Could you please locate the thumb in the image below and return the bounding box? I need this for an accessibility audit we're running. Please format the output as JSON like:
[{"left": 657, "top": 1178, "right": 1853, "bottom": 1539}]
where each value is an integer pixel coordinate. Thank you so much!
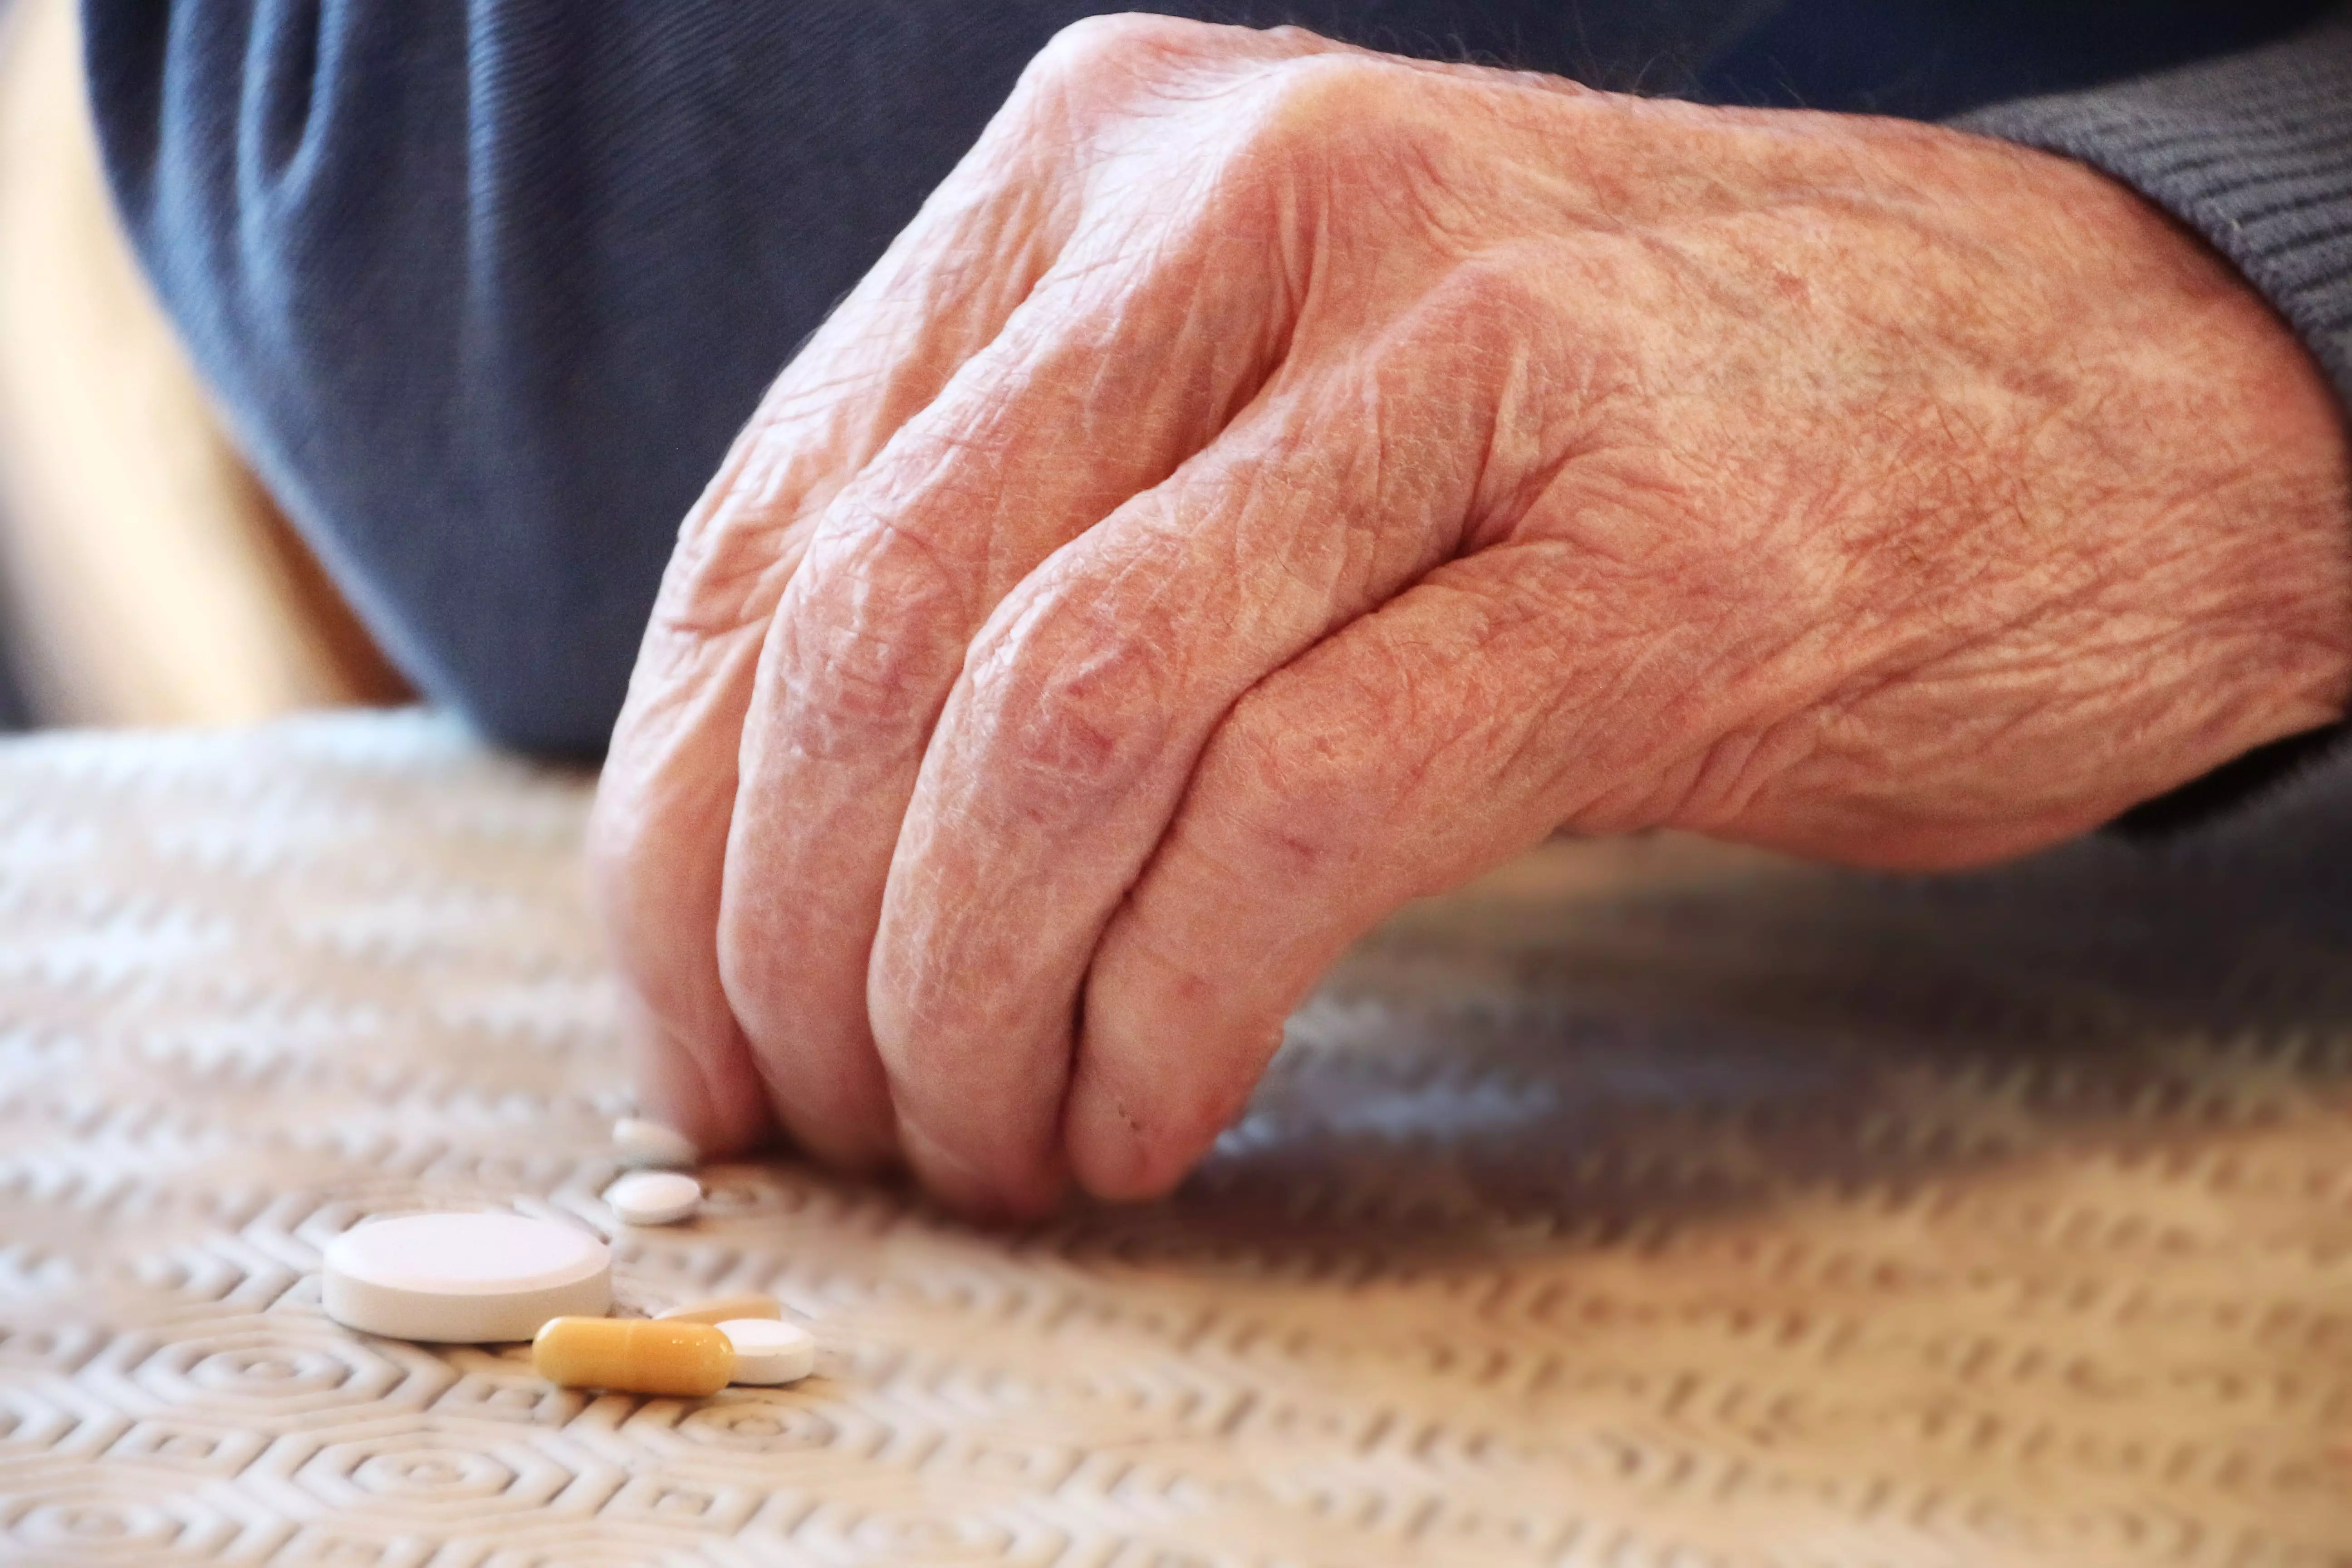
[{"left": 1063, "top": 541, "right": 1693, "bottom": 1199}]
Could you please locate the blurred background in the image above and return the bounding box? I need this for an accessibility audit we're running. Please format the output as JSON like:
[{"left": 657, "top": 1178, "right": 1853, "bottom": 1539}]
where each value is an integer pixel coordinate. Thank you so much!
[{"left": 0, "top": 0, "right": 408, "bottom": 735}]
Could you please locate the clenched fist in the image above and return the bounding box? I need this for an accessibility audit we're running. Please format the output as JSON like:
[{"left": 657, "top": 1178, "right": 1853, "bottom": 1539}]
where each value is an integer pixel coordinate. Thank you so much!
[{"left": 589, "top": 15, "right": 2352, "bottom": 1216}]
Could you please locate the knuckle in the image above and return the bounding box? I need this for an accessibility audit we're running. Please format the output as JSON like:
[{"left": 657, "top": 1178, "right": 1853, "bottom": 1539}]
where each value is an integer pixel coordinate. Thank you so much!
[
  {"left": 771, "top": 515, "right": 970, "bottom": 754},
  {"left": 1250, "top": 52, "right": 1403, "bottom": 157},
  {"left": 1192, "top": 54, "right": 1415, "bottom": 233},
  {"left": 964, "top": 588, "right": 1173, "bottom": 809},
  {"left": 1421, "top": 248, "right": 1553, "bottom": 343},
  {"left": 1033, "top": 13, "right": 1212, "bottom": 88},
  {"left": 1188, "top": 689, "right": 1363, "bottom": 886},
  {"left": 647, "top": 431, "right": 806, "bottom": 646}
]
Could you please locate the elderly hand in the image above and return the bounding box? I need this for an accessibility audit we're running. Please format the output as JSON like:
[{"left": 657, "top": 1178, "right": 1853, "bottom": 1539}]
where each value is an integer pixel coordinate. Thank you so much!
[{"left": 588, "top": 16, "right": 2352, "bottom": 1215}]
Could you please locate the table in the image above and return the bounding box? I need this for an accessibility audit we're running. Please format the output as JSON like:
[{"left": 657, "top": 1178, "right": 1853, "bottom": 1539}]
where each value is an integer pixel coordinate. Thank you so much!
[{"left": 3, "top": 712, "right": 2348, "bottom": 1566}]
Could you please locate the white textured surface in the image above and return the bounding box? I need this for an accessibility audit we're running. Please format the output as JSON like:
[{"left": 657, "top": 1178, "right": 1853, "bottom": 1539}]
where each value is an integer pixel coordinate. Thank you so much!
[{"left": 3, "top": 710, "right": 2351, "bottom": 1565}]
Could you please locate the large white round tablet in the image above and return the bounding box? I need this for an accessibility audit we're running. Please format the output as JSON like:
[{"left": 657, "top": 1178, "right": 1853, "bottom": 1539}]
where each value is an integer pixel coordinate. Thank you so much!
[
  {"left": 719, "top": 1318, "right": 815, "bottom": 1385},
  {"left": 322, "top": 1213, "right": 611, "bottom": 1343},
  {"left": 605, "top": 1170, "right": 701, "bottom": 1226}
]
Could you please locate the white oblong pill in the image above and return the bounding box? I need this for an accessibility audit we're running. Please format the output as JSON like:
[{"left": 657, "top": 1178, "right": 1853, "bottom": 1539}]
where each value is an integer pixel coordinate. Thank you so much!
[
  {"left": 719, "top": 1318, "right": 814, "bottom": 1386},
  {"left": 659, "top": 1292, "right": 782, "bottom": 1325},
  {"left": 605, "top": 1170, "right": 702, "bottom": 1226},
  {"left": 612, "top": 1117, "right": 698, "bottom": 1169},
  {"left": 322, "top": 1213, "right": 611, "bottom": 1343}
]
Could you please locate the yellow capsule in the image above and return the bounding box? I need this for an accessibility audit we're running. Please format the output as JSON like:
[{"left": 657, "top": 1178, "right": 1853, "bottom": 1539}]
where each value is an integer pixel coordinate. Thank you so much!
[{"left": 532, "top": 1316, "right": 734, "bottom": 1396}]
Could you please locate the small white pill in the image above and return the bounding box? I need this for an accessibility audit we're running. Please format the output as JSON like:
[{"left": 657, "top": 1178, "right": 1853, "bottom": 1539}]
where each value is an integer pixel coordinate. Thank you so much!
[
  {"left": 322, "top": 1213, "right": 611, "bottom": 1343},
  {"left": 719, "top": 1318, "right": 815, "bottom": 1385},
  {"left": 612, "top": 1117, "right": 698, "bottom": 1169},
  {"left": 605, "top": 1170, "right": 701, "bottom": 1225}
]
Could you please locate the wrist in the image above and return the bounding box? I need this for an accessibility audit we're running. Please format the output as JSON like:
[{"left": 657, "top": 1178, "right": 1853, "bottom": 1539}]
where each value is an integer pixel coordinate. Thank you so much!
[{"left": 2065, "top": 148, "right": 2352, "bottom": 798}]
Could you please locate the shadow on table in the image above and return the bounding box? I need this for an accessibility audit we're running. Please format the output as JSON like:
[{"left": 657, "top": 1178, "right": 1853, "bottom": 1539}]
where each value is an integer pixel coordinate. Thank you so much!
[{"left": 1040, "top": 767, "right": 2352, "bottom": 1267}]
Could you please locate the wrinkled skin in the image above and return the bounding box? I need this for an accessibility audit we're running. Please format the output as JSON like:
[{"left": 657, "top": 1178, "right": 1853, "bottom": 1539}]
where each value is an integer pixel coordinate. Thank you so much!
[{"left": 589, "top": 16, "right": 2352, "bottom": 1217}]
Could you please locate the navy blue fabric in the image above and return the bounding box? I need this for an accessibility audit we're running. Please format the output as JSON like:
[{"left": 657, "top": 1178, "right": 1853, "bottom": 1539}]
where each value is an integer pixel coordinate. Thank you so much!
[{"left": 78, "top": 0, "right": 2348, "bottom": 756}]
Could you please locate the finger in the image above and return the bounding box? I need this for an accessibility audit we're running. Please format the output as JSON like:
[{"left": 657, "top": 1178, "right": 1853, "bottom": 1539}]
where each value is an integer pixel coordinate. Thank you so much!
[
  {"left": 716, "top": 189, "right": 1298, "bottom": 1172},
  {"left": 1065, "top": 542, "right": 1662, "bottom": 1199},
  {"left": 585, "top": 51, "right": 1102, "bottom": 1156},
  {"left": 867, "top": 277, "right": 1577, "bottom": 1214},
  {"left": 715, "top": 23, "right": 1352, "bottom": 1177}
]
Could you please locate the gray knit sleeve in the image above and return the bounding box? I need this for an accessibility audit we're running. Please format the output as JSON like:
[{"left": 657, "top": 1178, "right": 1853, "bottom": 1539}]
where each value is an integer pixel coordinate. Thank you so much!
[{"left": 1958, "top": 9, "right": 2352, "bottom": 833}]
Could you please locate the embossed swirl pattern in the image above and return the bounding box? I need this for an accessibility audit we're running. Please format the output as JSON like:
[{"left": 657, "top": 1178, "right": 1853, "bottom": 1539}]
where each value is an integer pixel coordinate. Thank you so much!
[{"left": 2, "top": 713, "right": 2350, "bottom": 1566}]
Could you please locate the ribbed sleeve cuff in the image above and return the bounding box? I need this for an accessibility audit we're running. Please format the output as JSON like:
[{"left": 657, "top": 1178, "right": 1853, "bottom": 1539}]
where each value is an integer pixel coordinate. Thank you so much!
[{"left": 1956, "top": 9, "right": 2352, "bottom": 835}]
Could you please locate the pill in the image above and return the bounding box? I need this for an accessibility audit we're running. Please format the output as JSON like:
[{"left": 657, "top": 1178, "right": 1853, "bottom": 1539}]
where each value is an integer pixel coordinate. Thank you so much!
[
  {"left": 612, "top": 1117, "right": 698, "bottom": 1169},
  {"left": 322, "top": 1213, "right": 611, "bottom": 1343},
  {"left": 604, "top": 1171, "right": 702, "bottom": 1225},
  {"left": 718, "top": 1318, "right": 815, "bottom": 1386},
  {"left": 658, "top": 1292, "right": 782, "bottom": 1325},
  {"left": 532, "top": 1315, "right": 734, "bottom": 1397}
]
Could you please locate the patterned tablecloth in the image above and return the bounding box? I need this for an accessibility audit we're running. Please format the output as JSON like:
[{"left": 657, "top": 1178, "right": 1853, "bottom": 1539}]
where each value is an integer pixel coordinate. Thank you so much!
[{"left": 3, "top": 711, "right": 2350, "bottom": 1567}]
